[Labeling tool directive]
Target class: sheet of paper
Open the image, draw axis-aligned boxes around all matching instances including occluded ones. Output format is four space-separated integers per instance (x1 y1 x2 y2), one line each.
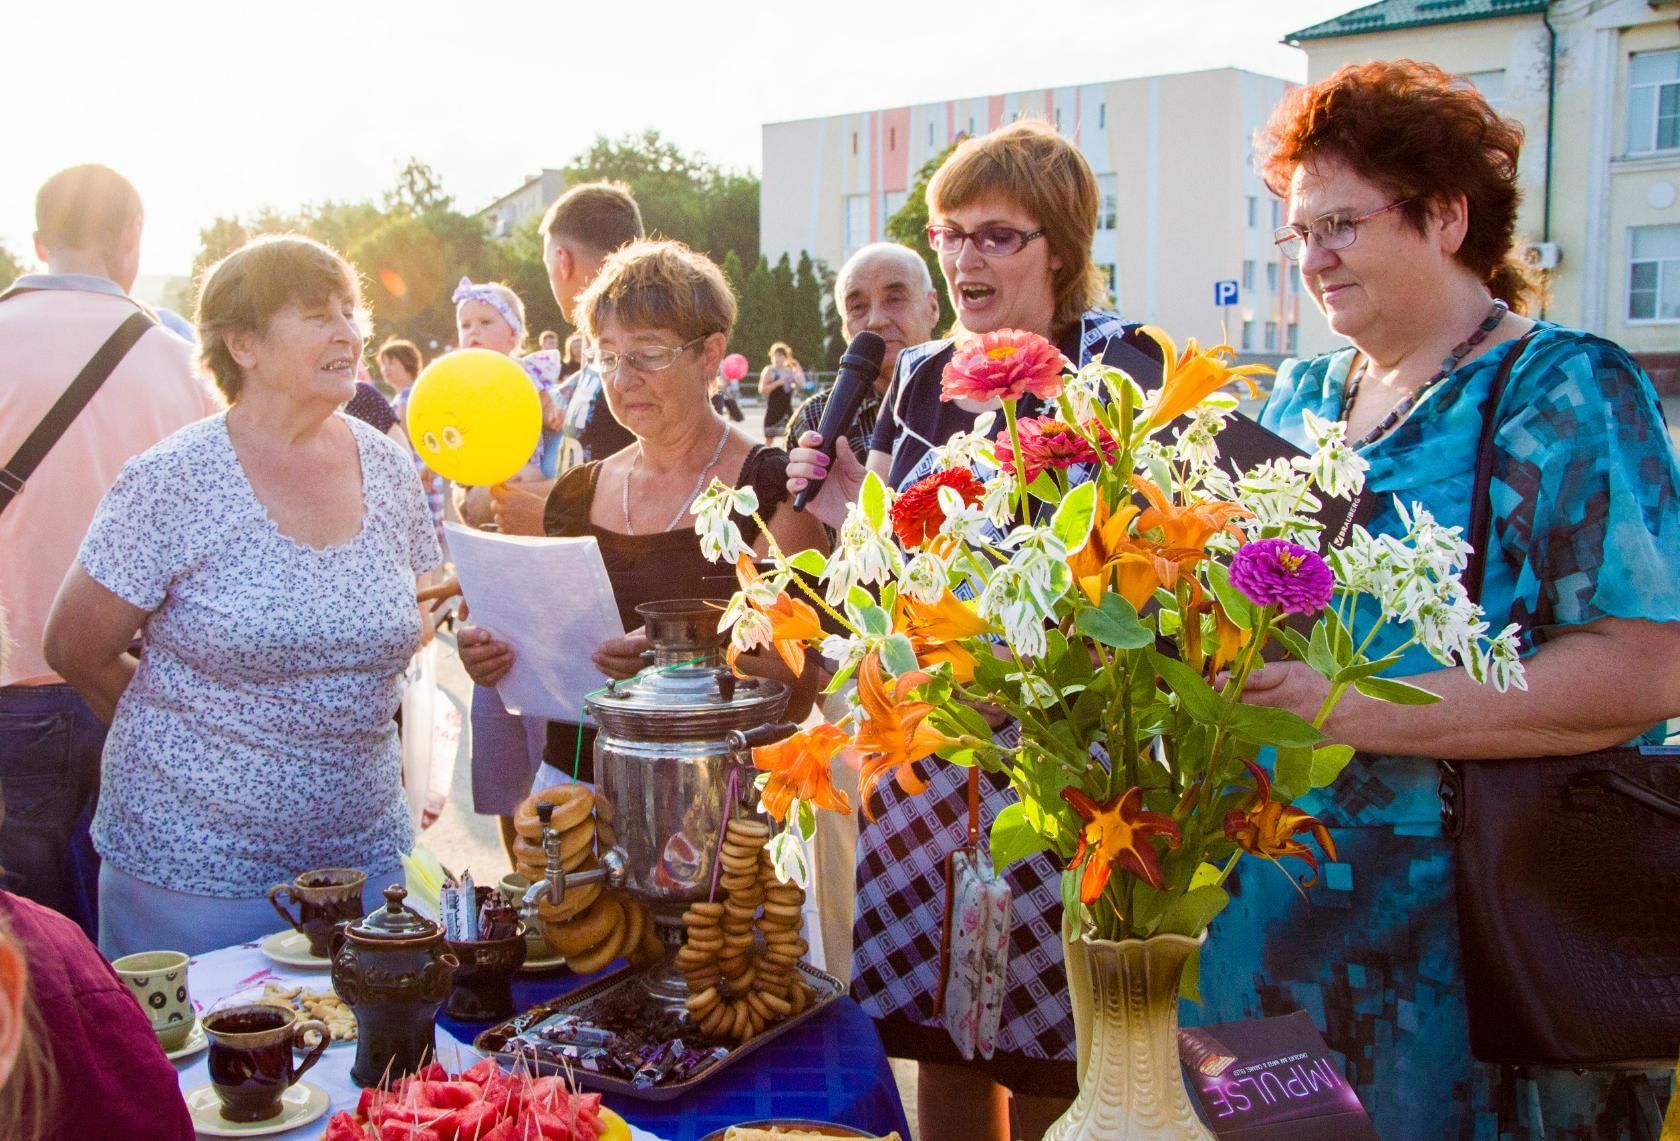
444 522 623 721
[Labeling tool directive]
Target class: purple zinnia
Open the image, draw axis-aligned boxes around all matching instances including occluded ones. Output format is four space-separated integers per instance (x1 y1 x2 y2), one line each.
1228 539 1334 615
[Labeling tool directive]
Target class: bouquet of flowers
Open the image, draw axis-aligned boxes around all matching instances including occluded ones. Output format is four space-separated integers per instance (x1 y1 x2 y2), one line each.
692 327 1524 947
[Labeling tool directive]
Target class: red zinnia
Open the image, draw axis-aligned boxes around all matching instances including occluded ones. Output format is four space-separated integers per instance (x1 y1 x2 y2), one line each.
993 417 1118 482
889 468 983 548
940 329 1070 404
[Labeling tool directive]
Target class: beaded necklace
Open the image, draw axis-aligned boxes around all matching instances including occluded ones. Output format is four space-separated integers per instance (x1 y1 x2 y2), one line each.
1341 299 1508 449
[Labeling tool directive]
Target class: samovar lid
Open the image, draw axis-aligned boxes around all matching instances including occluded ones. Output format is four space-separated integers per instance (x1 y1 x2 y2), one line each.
585 599 790 740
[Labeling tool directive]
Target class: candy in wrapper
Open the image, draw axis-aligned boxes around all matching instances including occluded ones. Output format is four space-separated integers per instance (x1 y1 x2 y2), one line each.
1177 1026 1237 1077
459 871 478 940
440 885 459 941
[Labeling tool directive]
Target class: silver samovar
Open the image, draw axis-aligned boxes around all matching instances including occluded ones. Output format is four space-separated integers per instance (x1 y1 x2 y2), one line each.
521 600 796 1007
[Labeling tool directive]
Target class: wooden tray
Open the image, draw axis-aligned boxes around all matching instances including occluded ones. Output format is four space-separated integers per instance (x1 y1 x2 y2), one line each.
473 962 844 1101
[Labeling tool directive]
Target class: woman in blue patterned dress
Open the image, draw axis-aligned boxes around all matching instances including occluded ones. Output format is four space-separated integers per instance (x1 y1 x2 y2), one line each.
1190 60 1680 1138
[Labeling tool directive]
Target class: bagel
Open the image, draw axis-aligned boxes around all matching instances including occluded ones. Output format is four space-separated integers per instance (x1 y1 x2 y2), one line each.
620 896 646 958
685 986 721 1016
564 908 631 975
535 878 601 924
545 892 622 958
515 785 594 838
512 834 547 868
725 818 770 843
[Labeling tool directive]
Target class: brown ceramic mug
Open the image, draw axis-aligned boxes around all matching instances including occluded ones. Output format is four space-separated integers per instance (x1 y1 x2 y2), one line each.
203 1004 328 1123
268 868 367 958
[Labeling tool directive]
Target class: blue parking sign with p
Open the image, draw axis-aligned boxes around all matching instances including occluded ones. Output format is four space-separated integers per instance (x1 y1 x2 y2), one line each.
1213 280 1239 307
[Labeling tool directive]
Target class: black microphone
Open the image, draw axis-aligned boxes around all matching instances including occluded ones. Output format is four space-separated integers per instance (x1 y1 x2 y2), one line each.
792 330 886 511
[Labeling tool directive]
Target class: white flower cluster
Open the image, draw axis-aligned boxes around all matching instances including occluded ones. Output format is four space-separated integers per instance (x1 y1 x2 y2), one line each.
977 527 1070 659
1292 410 1369 500
693 479 757 564
929 414 998 472
820 499 900 604
1328 499 1527 692
902 550 949 604
1172 399 1236 472
1235 458 1325 546
715 562 789 655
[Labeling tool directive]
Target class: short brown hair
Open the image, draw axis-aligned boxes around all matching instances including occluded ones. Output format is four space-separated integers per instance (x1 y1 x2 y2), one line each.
35 164 141 255
195 235 361 402
377 338 422 378
575 240 736 343
927 120 1106 339
542 181 644 256
1257 59 1536 313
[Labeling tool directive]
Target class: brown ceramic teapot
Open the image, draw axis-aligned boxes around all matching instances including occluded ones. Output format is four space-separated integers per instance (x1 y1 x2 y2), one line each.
330 884 459 1088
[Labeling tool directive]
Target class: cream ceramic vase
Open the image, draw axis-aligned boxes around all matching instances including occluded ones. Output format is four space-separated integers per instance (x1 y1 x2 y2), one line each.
1042 925 1213 1141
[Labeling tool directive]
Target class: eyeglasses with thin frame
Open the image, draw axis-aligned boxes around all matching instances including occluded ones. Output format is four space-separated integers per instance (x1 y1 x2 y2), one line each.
1272 199 1414 261
925 223 1046 257
587 335 707 377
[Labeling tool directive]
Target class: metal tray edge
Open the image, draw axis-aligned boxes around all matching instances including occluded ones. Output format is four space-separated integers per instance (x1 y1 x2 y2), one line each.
472 962 845 1101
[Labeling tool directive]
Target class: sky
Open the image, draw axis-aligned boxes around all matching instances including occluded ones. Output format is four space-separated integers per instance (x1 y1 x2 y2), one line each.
1 0 1359 281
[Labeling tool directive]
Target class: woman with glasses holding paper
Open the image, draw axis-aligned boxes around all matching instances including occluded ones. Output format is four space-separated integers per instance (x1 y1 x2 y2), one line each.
456 240 827 788
1190 60 1680 1136
784 119 1162 1141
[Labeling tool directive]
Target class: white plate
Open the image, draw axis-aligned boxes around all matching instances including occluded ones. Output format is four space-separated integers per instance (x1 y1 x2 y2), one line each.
184 1081 328 1137
164 1019 207 1062
256 930 331 970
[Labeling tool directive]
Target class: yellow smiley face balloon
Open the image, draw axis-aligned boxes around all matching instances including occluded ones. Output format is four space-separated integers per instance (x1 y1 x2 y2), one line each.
406 349 543 486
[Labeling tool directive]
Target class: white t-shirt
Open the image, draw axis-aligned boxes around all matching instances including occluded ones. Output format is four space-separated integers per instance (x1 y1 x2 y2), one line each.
79 412 442 896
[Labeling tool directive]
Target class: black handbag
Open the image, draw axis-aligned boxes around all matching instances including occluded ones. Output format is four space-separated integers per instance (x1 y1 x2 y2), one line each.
1439 329 1680 1068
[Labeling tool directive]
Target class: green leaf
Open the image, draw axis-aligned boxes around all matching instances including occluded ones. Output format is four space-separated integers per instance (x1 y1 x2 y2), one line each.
1332 653 1406 684
1228 703 1323 749
859 470 887 530
1149 649 1224 722
787 548 827 576
1050 481 1097 556
1206 562 1252 631
1157 885 1230 937
1324 604 1354 663
1026 470 1060 503
796 798 816 839
1273 746 1312 800
845 585 874 627
856 604 890 638
1189 861 1224 891
1076 593 1154 650
1306 743 1355 789
1306 619 1338 677
880 633 919 677
1271 625 1311 662
990 803 1051 873
1179 945 1203 1004
1354 675 1443 705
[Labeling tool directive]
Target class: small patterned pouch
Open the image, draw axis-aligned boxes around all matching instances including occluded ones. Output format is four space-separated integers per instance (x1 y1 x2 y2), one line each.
935 767 1012 1060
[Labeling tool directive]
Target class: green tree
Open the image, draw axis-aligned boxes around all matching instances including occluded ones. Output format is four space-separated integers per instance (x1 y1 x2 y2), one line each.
791 252 825 371
721 249 746 297
770 253 797 356
885 143 959 333
385 158 453 215
0 242 27 292
817 259 845 370
737 255 778 376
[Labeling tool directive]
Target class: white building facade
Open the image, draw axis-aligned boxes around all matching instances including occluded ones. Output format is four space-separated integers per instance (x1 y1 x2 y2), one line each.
478 169 569 240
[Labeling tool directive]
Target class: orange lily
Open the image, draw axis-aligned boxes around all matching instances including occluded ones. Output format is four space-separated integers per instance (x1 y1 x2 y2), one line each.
1067 490 1204 609
1224 760 1339 886
1132 476 1250 554
1136 326 1271 430
1207 601 1252 679
854 651 958 818
728 555 823 676
753 723 854 822
1059 785 1182 905
893 589 990 681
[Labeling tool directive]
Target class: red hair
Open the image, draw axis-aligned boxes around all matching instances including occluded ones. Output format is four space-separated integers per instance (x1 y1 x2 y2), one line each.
1257 59 1537 313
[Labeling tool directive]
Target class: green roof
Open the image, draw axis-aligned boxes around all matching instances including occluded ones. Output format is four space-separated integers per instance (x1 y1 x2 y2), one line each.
1286 0 1549 43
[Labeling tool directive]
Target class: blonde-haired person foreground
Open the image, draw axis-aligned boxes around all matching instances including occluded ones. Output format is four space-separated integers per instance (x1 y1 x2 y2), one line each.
458 239 829 786
45 234 440 958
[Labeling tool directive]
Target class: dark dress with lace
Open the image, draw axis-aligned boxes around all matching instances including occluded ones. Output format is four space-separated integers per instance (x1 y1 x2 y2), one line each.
539 446 791 781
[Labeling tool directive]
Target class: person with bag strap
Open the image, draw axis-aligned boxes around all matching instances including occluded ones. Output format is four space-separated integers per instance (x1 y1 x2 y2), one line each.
1192 62 1680 1137
0 165 220 940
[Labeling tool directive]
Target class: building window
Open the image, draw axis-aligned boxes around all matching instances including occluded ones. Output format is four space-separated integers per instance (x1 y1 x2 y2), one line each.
851 132 858 156
968 116 975 135
1291 263 1303 294
1266 263 1279 292
1629 224 1680 321
843 194 869 255
1054 107 1062 130
1264 321 1279 352
1246 196 1258 228
882 190 908 224
1099 103 1106 129
929 122 935 146
1287 322 1299 354
1241 320 1254 351
1629 50 1679 154
1460 69 1506 111
1242 260 1255 291
1270 200 1283 228
1096 174 1118 231
889 126 897 150
1101 264 1117 299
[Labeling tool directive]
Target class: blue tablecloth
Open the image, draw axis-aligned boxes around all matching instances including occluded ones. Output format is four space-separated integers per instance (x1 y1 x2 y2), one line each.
438 965 910 1141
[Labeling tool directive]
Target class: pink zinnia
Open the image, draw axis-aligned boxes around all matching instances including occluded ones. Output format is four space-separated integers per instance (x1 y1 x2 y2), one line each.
993 417 1118 482
940 329 1070 404
1229 539 1335 615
